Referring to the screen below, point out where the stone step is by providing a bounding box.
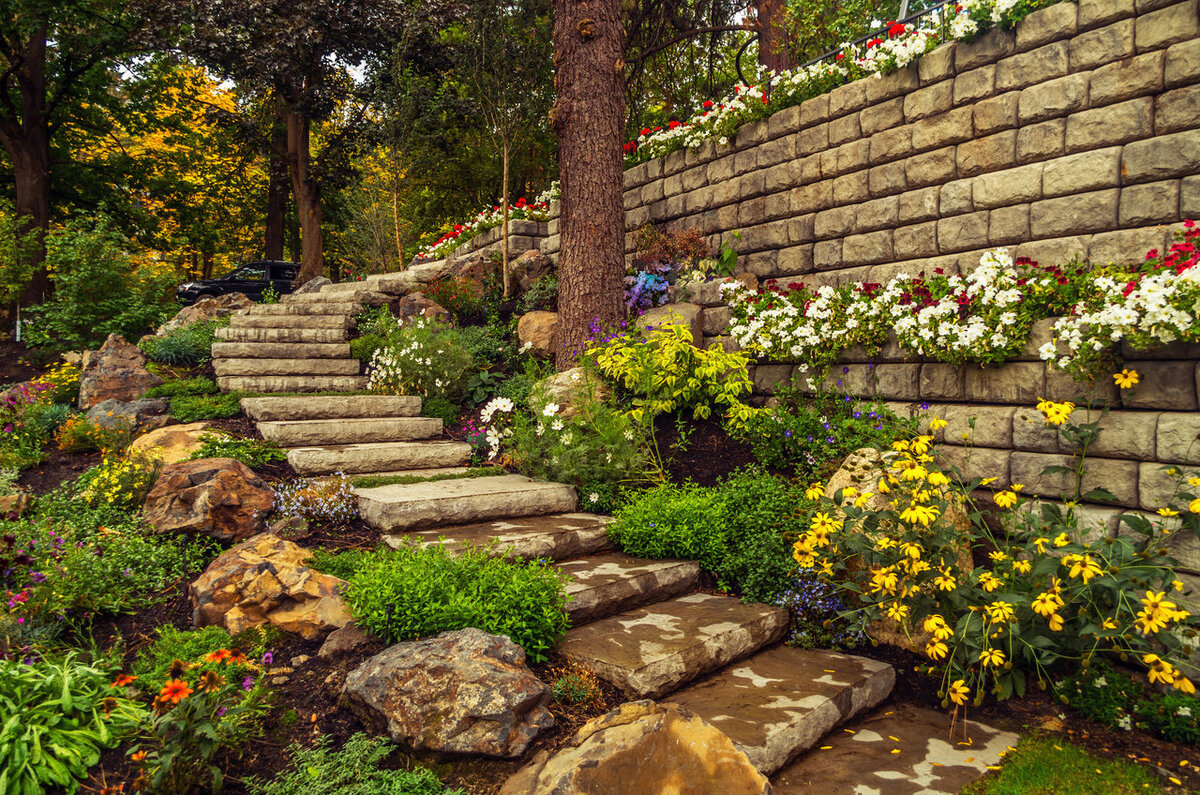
[770,702,1018,794]
[211,342,351,360]
[283,289,387,305]
[359,466,472,480]
[557,593,789,699]
[665,647,894,775]
[383,512,612,561]
[217,375,368,393]
[228,314,352,329]
[214,326,348,343]
[358,474,578,532]
[287,440,471,475]
[258,416,443,446]
[241,395,422,422]
[212,358,361,377]
[558,554,699,625]
[247,301,363,316]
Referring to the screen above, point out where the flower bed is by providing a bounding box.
[414,182,560,262]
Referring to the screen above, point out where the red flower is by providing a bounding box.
[640,127,651,137]
[702,100,714,109]
[515,197,528,208]
[1123,280,1138,297]
[668,119,680,129]
[866,37,883,49]
[158,679,193,705]
[835,52,845,60]
[888,21,907,38]
[111,674,138,688]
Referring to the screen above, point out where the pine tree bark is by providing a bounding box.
[756,0,795,72]
[551,0,626,370]
[283,107,324,284]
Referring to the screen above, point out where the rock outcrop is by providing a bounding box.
[78,334,163,409]
[142,457,274,542]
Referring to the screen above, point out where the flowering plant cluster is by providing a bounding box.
[80,449,163,510]
[624,0,1060,165]
[366,317,478,401]
[273,475,354,527]
[1059,658,1200,744]
[797,409,1200,708]
[414,181,560,262]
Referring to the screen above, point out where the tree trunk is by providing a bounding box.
[392,150,404,269]
[756,0,794,73]
[501,136,511,299]
[283,106,323,284]
[265,109,288,260]
[551,0,627,370]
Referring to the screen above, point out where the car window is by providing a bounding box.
[269,264,299,281]
[229,264,267,281]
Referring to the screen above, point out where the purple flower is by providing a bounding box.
[261,652,273,665]
[242,676,254,691]
[842,366,849,374]
[784,430,792,437]
[28,571,44,583]
[919,402,930,410]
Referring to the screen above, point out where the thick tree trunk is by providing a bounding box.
[265,111,288,260]
[756,0,794,73]
[283,107,323,283]
[551,0,627,369]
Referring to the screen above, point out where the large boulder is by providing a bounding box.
[343,628,554,758]
[142,457,274,543]
[154,293,252,337]
[511,249,554,292]
[536,367,612,420]
[447,250,496,283]
[500,700,771,795]
[78,334,163,409]
[190,532,352,639]
[86,398,170,434]
[390,292,450,325]
[130,422,221,464]
[517,311,558,357]
[637,302,705,347]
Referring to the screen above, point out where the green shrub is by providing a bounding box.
[334,544,570,662]
[496,372,534,411]
[245,733,462,795]
[169,392,244,422]
[1059,658,1200,745]
[144,377,219,399]
[78,450,163,509]
[518,274,557,313]
[421,396,459,427]
[366,318,477,401]
[607,483,729,573]
[189,433,286,470]
[350,333,386,364]
[457,323,518,371]
[140,318,229,366]
[132,625,274,686]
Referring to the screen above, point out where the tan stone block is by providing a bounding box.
[833,171,870,205]
[1015,235,1091,264]
[911,107,974,150]
[1078,0,1134,29]
[1155,84,1200,134]
[791,181,833,215]
[1183,175,1200,218]
[1018,73,1089,124]
[1011,452,1138,506]
[815,206,856,238]
[1013,406,1061,452]
[1041,147,1122,199]
[1030,189,1120,237]
[997,42,1069,93]
[1067,98,1154,154]
[937,445,1012,488]
[1165,38,1200,88]
[956,27,1016,70]
[905,81,953,121]
[741,222,789,251]
[829,80,868,118]
[1089,226,1170,265]
[767,105,802,138]
[732,149,758,177]
[873,363,921,400]
[741,250,778,277]
[1120,180,1181,226]
[1156,414,1200,464]
[1136,1,1200,52]
[919,42,957,83]
[972,162,1044,208]
[813,239,842,270]
[974,92,1020,136]
[966,362,1046,403]
[707,155,733,184]
[941,404,1016,448]
[938,212,991,253]
[800,154,823,183]
[1069,19,1135,70]
[835,139,871,174]
[799,93,830,126]
[869,125,912,164]
[738,197,767,227]
[682,165,708,192]
[796,123,828,157]
[819,148,839,178]
[757,136,796,169]
[1122,129,1200,182]
[940,178,975,215]
[842,230,893,267]
[1017,118,1066,163]
[865,65,920,104]
[860,98,905,136]
[734,120,768,150]
[1122,360,1199,409]
[856,196,900,232]
[905,146,957,187]
[664,149,687,176]
[788,214,816,243]
[1089,51,1165,105]
[777,244,814,276]
[954,65,996,105]
[1017,1,1079,48]
[990,204,1031,245]
[899,186,942,223]
[894,222,939,259]
[829,113,862,146]
[956,129,1016,177]
[754,364,793,395]
[919,364,963,402]
[1138,461,1180,510]
[1060,410,1159,460]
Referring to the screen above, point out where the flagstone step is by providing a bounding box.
[770,702,1019,794]
[218,375,368,393]
[664,646,894,775]
[214,326,348,343]
[357,466,473,481]
[283,289,389,305]
[358,474,578,532]
[241,395,422,422]
[247,301,363,316]
[211,342,351,360]
[383,512,612,561]
[212,358,361,377]
[228,314,352,329]
[557,593,789,699]
[558,554,699,625]
[287,440,471,475]
[258,417,443,446]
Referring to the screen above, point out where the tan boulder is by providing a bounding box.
[154,293,252,336]
[78,334,163,409]
[637,302,705,347]
[391,292,450,324]
[512,249,553,292]
[131,422,222,464]
[190,532,352,639]
[0,492,31,519]
[142,457,274,542]
[536,367,612,420]
[501,700,771,795]
[517,311,558,357]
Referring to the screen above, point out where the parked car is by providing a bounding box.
[176,261,301,304]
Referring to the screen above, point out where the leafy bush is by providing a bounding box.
[0,653,144,794]
[366,318,477,401]
[273,476,356,525]
[424,276,487,324]
[132,625,273,685]
[1059,659,1200,745]
[457,323,519,371]
[0,380,60,469]
[333,544,570,662]
[518,274,557,313]
[140,318,229,366]
[245,733,462,795]
[421,397,459,427]
[79,450,162,509]
[608,483,728,572]
[169,391,244,422]
[144,377,219,399]
[54,413,132,455]
[188,434,286,470]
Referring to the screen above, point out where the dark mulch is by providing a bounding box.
[0,339,41,386]
[16,446,102,494]
[655,415,762,487]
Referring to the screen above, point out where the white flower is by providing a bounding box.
[1117,714,1132,731]
[551,418,564,431]
[588,493,599,503]
[542,402,560,417]
[1093,676,1107,688]
[1178,706,1192,717]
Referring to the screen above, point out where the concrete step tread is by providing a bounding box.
[218,375,367,393]
[241,395,422,421]
[557,593,789,699]
[383,512,611,561]
[258,416,443,446]
[770,702,1018,794]
[665,646,894,775]
[359,474,578,532]
[212,358,360,377]
[558,554,699,624]
[211,342,351,359]
[214,327,348,343]
[286,440,471,475]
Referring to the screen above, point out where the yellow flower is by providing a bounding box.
[979,573,1003,593]
[1189,477,1200,488]
[923,614,947,635]
[900,466,929,482]
[948,679,969,706]
[885,601,910,622]
[805,482,825,500]
[870,567,899,596]
[1063,553,1102,583]
[840,486,858,499]
[980,477,998,486]
[853,491,874,508]
[878,477,891,494]
[1113,368,1139,389]
[988,550,1008,563]
[1158,507,1180,517]
[1047,612,1064,631]
[1190,498,1200,514]
[899,504,940,527]
[900,542,923,560]
[1053,532,1070,548]
[1175,677,1196,695]
[927,471,950,488]
[1144,653,1177,685]
[985,601,1016,625]
[891,439,911,452]
[993,491,1018,509]
[910,436,933,455]
[934,571,958,592]
[1035,398,1075,426]
[1102,618,1118,630]
[1031,592,1063,618]
[1033,536,1050,554]
[978,648,1006,668]
[810,512,843,533]
[1173,579,1185,592]
[926,640,949,660]
[1013,559,1031,575]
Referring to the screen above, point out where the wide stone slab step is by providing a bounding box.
[287,440,471,475]
[771,702,1019,794]
[218,375,368,393]
[212,358,360,377]
[214,326,347,343]
[384,512,612,561]
[211,342,351,360]
[258,416,443,446]
[228,314,352,329]
[241,395,422,422]
[558,554,699,625]
[665,647,894,775]
[358,474,578,532]
[282,289,388,305]
[557,593,789,699]
[247,301,363,316]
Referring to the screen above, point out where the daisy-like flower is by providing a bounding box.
[205,649,232,664]
[925,640,949,660]
[1063,553,1102,583]
[158,679,193,705]
[542,402,560,417]
[978,648,1006,668]
[1113,368,1139,389]
[928,417,948,431]
[993,491,1018,509]
[804,482,825,500]
[899,503,939,527]
[198,670,226,694]
[948,679,970,706]
[110,674,138,689]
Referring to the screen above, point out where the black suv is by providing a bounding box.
[176,261,301,304]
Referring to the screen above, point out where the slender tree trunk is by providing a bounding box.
[756,0,795,73]
[265,108,288,260]
[501,135,511,298]
[551,0,627,369]
[283,106,323,283]
[392,150,404,269]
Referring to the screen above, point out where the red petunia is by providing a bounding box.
[702,100,714,109]
[640,127,651,137]
[888,21,907,38]
[668,120,680,129]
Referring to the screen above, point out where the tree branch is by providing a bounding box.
[629,23,755,65]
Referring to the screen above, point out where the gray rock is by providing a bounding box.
[318,621,371,657]
[154,293,252,336]
[86,398,170,433]
[293,276,331,294]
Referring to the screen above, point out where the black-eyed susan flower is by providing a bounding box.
[1113,369,1139,389]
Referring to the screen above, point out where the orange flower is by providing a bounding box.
[225,649,248,666]
[198,670,226,694]
[110,674,138,688]
[204,649,232,664]
[131,750,148,764]
[158,679,193,705]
